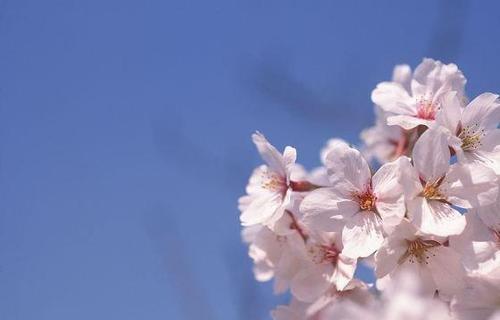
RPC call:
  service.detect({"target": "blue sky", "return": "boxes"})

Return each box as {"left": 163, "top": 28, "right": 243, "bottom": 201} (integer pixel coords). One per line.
{"left": 0, "top": 0, "right": 499, "bottom": 319}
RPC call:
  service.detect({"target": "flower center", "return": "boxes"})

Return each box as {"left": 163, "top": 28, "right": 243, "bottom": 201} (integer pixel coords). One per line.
{"left": 353, "top": 188, "right": 377, "bottom": 211}
{"left": 416, "top": 99, "right": 438, "bottom": 120}
{"left": 420, "top": 178, "right": 446, "bottom": 201}
{"left": 308, "top": 243, "right": 340, "bottom": 265}
{"left": 398, "top": 238, "right": 440, "bottom": 265}
{"left": 457, "top": 124, "right": 485, "bottom": 151}
{"left": 261, "top": 170, "right": 287, "bottom": 194}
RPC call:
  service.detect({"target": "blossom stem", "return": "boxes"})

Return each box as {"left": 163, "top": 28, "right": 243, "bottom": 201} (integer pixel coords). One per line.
{"left": 286, "top": 210, "right": 308, "bottom": 242}
{"left": 289, "top": 180, "right": 320, "bottom": 192}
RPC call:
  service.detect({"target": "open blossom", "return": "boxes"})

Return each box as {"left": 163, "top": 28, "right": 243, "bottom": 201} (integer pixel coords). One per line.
{"left": 362, "top": 65, "right": 419, "bottom": 164}
{"left": 400, "top": 128, "right": 498, "bottom": 236}
{"left": 300, "top": 142, "right": 406, "bottom": 258}
{"left": 242, "top": 221, "right": 304, "bottom": 294}
{"left": 449, "top": 196, "right": 500, "bottom": 275}
{"left": 375, "top": 219, "right": 466, "bottom": 300}
{"left": 449, "top": 211, "right": 500, "bottom": 275}
{"left": 239, "top": 132, "right": 316, "bottom": 228}
{"left": 371, "top": 58, "right": 466, "bottom": 130}
{"left": 361, "top": 106, "right": 416, "bottom": 164}
{"left": 289, "top": 231, "right": 357, "bottom": 302}
{"left": 436, "top": 91, "right": 500, "bottom": 174}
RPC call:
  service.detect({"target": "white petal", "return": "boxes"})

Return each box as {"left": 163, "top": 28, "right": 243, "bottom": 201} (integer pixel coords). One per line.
{"left": 342, "top": 212, "right": 384, "bottom": 258}
{"left": 290, "top": 267, "right": 330, "bottom": 303}
{"left": 300, "top": 188, "right": 357, "bottom": 231}
{"left": 374, "top": 237, "right": 408, "bottom": 278}
{"left": 412, "top": 58, "right": 466, "bottom": 99}
{"left": 333, "top": 255, "right": 357, "bottom": 290}
{"left": 393, "top": 260, "right": 437, "bottom": 297}
{"left": 392, "top": 64, "right": 412, "bottom": 91}
{"left": 428, "top": 246, "right": 466, "bottom": 299}
{"left": 240, "top": 192, "right": 283, "bottom": 226}
{"left": 387, "top": 114, "right": 431, "bottom": 130}
{"left": 407, "top": 197, "right": 465, "bottom": 236}
{"left": 461, "top": 92, "right": 500, "bottom": 130}
{"left": 373, "top": 158, "right": 406, "bottom": 225}
{"left": 412, "top": 127, "right": 450, "bottom": 182}
{"left": 445, "top": 163, "right": 499, "bottom": 208}
{"left": 476, "top": 201, "right": 500, "bottom": 229}
{"left": 435, "top": 91, "right": 463, "bottom": 133}
{"left": 283, "top": 146, "right": 297, "bottom": 177}
{"left": 324, "top": 143, "right": 371, "bottom": 191}
{"left": 371, "top": 82, "right": 414, "bottom": 115}
{"left": 320, "top": 138, "right": 349, "bottom": 165}
{"left": 252, "top": 132, "right": 288, "bottom": 176}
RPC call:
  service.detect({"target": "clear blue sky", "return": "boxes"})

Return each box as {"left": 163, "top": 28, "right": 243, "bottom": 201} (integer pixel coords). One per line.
{"left": 0, "top": 0, "right": 499, "bottom": 319}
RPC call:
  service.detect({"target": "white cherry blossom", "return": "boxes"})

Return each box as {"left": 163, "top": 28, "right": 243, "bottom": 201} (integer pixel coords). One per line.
{"left": 301, "top": 143, "right": 406, "bottom": 258}
{"left": 242, "top": 222, "right": 304, "bottom": 294}
{"left": 289, "top": 231, "right": 357, "bottom": 302}
{"left": 401, "top": 128, "right": 498, "bottom": 236}
{"left": 239, "top": 132, "right": 317, "bottom": 228}
{"left": 375, "top": 219, "right": 466, "bottom": 300}
{"left": 361, "top": 106, "right": 415, "bottom": 164}
{"left": 436, "top": 91, "right": 500, "bottom": 174}
{"left": 371, "top": 58, "right": 466, "bottom": 130}
{"left": 362, "top": 65, "right": 419, "bottom": 164}
{"left": 449, "top": 207, "right": 500, "bottom": 274}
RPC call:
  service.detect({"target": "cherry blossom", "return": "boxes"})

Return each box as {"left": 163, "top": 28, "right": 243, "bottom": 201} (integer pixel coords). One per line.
{"left": 301, "top": 143, "right": 406, "bottom": 258}
{"left": 374, "top": 219, "right": 466, "bottom": 300}
{"left": 242, "top": 222, "right": 304, "bottom": 294}
{"left": 362, "top": 65, "right": 419, "bottom": 164}
{"left": 361, "top": 106, "right": 415, "bottom": 164}
{"left": 289, "top": 231, "right": 357, "bottom": 302}
{"left": 436, "top": 91, "right": 500, "bottom": 174}
{"left": 371, "top": 58, "right": 466, "bottom": 130}
{"left": 400, "top": 128, "right": 498, "bottom": 236}
{"left": 239, "top": 132, "right": 317, "bottom": 228}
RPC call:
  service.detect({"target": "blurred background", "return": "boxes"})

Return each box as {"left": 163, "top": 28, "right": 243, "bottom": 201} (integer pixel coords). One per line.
{"left": 0, "top": 0, "right": 499, "bottom": 319}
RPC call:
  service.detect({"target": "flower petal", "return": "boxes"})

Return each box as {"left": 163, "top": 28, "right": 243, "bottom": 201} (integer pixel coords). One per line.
{"left": 342, "top": 212, "right": 384, "bottom": 258}
{"left": 461, "top": 92, "right": 500, "bottom": 130}
{"left": 435, "top": 91, "right": 463, "bottom": 134}
{"left": 412, "top": 127, "right": 450, "bottom": 182}
{"left": 324, "top": 143, "right": 371, "bottom": 192}
{"left": 371, "top": 82, "right": 414, "bottom": 115}
{"left": 300, "top": 188, "right": 356, "bottom": 232}
{"left": 333, "top": 254, "right": 357, "bottom": 290}
{"left": 407, "top": 197, "right": 465, "bottom": 236}
{"left": 387, "top": 114, "right": 431, "bottom": 130}
{"left": 445, "top": 163, "right": 499, "bottom": 208}
{"left": 373, "top": 157, "right": 406, "bottom": 225}
{"left": 252, "top": 132, "right": 288, "bottom": 176}
{"left": 290, "top": 267, "right": 330, "bottom": 303}
{"left": 392, "top": 64, "right": 412, "bottom": 91}
{"left": 374, "top": 236, "right": 408, "bottom": 278}
{"left": 240, "top": 191, "right": 283, "bottom": 226}
{"left": 428, "top": 246, "right": 466, "bottom": 299}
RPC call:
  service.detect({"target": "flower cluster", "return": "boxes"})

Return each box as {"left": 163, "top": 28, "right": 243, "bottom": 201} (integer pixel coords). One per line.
{"left": 239, "top": 58, "right": 500, "bottom": 320}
